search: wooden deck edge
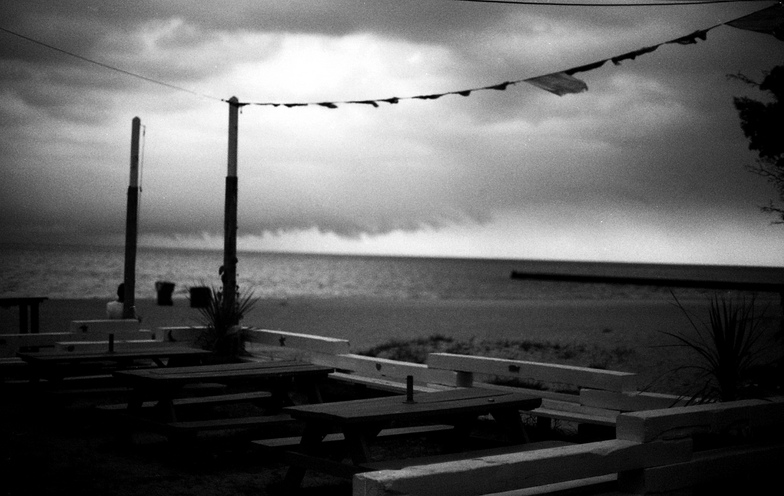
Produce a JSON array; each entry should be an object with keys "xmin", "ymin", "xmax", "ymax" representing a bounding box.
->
[
  {"xmin": 361, "ymin": 440, "xmax": 574, "ymax": 472},
  {"xmin": 352, "ymin": 439, "xmax": 691, "ymax": 496},
  {"xmin": 617, "ymin": 441, "xmax": 784, "ymax": 494}
]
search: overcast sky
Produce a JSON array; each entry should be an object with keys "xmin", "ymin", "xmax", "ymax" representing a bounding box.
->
[{"xmin": 1, "ymin": 0, "xmax": 783, "ymax": 265}]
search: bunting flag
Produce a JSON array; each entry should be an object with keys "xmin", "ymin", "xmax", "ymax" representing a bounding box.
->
[
  {"xmin": 524, "ymin": 73, "xmax": 588, "ymax": 96},
  {"xmin": 726, "ymin": 3, "xmax": 784, "ymax": 41},
  {"xmin": 244, "ymin": 4, "xmax": 784, "ymax": 107}
]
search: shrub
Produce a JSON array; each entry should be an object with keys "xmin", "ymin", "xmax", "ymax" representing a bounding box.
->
[
  {"xmin": 191, "ymin": 285, "xmax": 257, "ymax": 361},
  {"xmin": 661, "ymin": 293, "xmax": 771, "ymax": 402}
]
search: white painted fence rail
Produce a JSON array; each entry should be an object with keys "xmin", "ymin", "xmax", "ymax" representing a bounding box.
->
[{"xmin": 354, "ymin": 397, "xmax": 784, "ymax": 496}]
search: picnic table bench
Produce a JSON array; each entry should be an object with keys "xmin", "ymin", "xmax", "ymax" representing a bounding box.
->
[
  {"xmin": 0, "ymin": 296, "xmax": 47, "ymax": 333},
  {"xmin": 109, "ymin": 360, "xmax": 335, "ymax": 442},
  {"xmin": 275, "ymin": 387, "xmax": 543, "ymax": 489},
  {"xmin": 17, "ymin": 345, "xmax": 211, "ymax": 384},
  {"xmin": 426, "ymin": 352, "xmax": 688, "ymax": 439},
  {"xmin": 1, "ymin": 319, "xmax": 152, "ymax": 381}
]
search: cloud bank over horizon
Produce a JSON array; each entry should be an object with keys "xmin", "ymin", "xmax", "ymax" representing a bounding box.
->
[{"xmin": 2, "ymin": 1, "xmax": 783, "ymax": 265}]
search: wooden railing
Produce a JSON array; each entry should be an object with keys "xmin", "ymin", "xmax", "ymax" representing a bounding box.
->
[{"xmin": 354, "ymin": 397, "xmax": 784, "ymax": 495}]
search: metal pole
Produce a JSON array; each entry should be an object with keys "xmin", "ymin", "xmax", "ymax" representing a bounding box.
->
[
  {"xmin": 123, "ymin": 117, "xmax": 140, "ymax": 319},
  {"xmin": 223, "ymin": 97, "xmax": 239, "ymax": 322}
]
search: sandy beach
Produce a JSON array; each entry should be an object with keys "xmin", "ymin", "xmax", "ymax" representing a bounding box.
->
[{"xmin": 4, "ymin": 295, "xmax": 781, "ymax": 391}]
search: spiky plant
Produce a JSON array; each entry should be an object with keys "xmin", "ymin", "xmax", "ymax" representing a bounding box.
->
[
  {"xmin": 191, "ymin": 286, "xmax": 256, "ymax": 361},
  {"xmin": 661, "ymin": 293, "xmax": 769, "ymax": 403}
]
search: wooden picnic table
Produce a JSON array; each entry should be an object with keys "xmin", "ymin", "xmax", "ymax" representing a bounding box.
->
[
  {"xmin": 113, "ymin": 360, "xmax": 335, "ymax": 423},
  {"xmin": 280, "ymin": 387, "xmax": 543, "ymax": 487},
  {"xmin": 17, "ymin": 345, "xmax": 212, "ymax": 383},
  {"xmin": 0, "ymin": 296, "xmax": 47, "ymax": 333}
]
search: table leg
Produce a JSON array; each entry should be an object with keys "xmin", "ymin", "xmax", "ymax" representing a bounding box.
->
[
  {"xmin": 30, "ymin": 302, "xmax": 41, "ymax": 334},
  {"xmin": 127, "ymin": 388, "xmax": 145, "ymax": 413},
  {"xmin": 296, "ymin": 376, "xmax": 324, "ymax": 404},
  {"xmin": 157, "ymin": 396, "xmax": 177, "ymax": 422},
  {"xmin": 343, "ymin": 426, "xmax": 376, "ymax": 465},
  {"xmin": 282, "ymin": 422, "xmax": 329, "ymax": 489},
  {"xmin": 19, "ymin": 304, "xmax": 29, "ymax": 333},
  {"xmin": 491, "ymin": 408, "xmax": 530, "ymax": 443}
]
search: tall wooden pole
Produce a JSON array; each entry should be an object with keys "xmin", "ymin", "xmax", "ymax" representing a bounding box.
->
[
  {"xmin": 223, "ymin": 97, "xmax": 240, "ymax": 322},
  {"xmin": 123, "ymin": 117, "xmax": 140, "ymax": 318}
]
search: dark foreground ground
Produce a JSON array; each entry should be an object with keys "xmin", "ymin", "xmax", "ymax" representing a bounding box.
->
[{"xmin": 0, "ymin": 386, "xmax": 352, "ymax": 496}]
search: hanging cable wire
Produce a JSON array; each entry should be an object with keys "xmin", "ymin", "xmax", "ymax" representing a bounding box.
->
[
  {"xmin": 0, "ymin": 26, "xmax": 225, "ymax": 103},
  {"xmin": 240, "ymin": 2, "xmax": 782, "ymax": 107},
  {"xmin": 450, "ymin": 0, "xmax": 773, "ymax": 7},
  {"xmin": 1, "ymin": 2, "xmax": 780, "ymax": 109}
]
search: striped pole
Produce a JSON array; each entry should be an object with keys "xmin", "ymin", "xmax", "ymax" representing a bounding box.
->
[{"xmin": 223, "ymin": 98, "xmax": 240, "ymax": 322}]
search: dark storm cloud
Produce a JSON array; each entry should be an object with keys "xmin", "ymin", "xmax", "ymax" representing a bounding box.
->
[{"xmin": 1, "ymin": 0, "xmax": 782, "ymax": 262}]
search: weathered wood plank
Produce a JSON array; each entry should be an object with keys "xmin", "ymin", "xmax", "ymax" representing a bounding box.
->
[
  {"xmin": 328, "ymin": 371, "xmax": 452, "ymax": 394},
  {"xmin": 97, "ymin": 391, "xmax": 272, "ymax": 411},
  {"xmin": 54, "ymin": 339, "xmax": 177, "ymax": 354},
  {"xmin": 245, "ymin": 328, "xmax": 351, "ymax": 355},
  {"xmin": 539, "ymin": 398, "xmax": 619, "ymax": 420},
  {"xmin": 0, "ymin": 333, "xmax": 74, "ymax": 357},
  {"xmin": 618, "ymin": 442, "xmax": 784, "ymax": 494},
  {"xmin": 353, "ymin": 439, "xmax": 691, "ymax": 496},
  {"xmin": 580, "ymin": 388, "xmax": 690, "ymax": 412},
  {"xmin": 427, "ymin": 353, "xmax": 637, "ymax": 392},
  {"xmin": 69, "ymin": 319, "xmax": 140, "ymax": 334},
  {"xmin": 156, "ymin": 326, "xmax": 205, "ymax": 344},
  {"xmin": 616, "ymin": 397, "xmax": 784, "ymax": 443},
  {"xmin": 530, "ymin": 407, "xmax": 617, "ymax": 428},
  {"xmin": 167, "ymin": 413, "xmax": 294, "ymax": 432},
  {"xmin": 361, "ymin": 440, "xmax": 573, "ymax": 471},
  {"xmin": 313, "ymin": 353, "xmax": 457, "ymax": 386},
  {"xmin": 2, "ymin": 330, "xmax": 155, "ymax": 357},
  {"xmin": 254, "ymin": 425, "xmax": 455, "ymax": 450}
]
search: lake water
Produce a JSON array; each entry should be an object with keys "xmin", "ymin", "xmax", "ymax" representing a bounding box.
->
[{"xmin": 1, "ymin": 243, "xmax": 780, "ymax": 302}]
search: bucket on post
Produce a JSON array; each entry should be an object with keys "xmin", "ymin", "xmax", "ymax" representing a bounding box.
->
[
  {"xmin": 155, "ymin": 281, "xmax": 175, "ymax": 306},
  {"xmin": 189, "ymin": 287, "xmax": 211, "ymax": 308}
]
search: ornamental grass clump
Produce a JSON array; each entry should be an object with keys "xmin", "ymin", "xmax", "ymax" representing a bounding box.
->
[
  {"xmin": 662, "ymin": 293, "xmax": 771, "ymax": 403},
  {"xmin": 191, "ymin": 285, "xmax": 257, "ymax": 362}
]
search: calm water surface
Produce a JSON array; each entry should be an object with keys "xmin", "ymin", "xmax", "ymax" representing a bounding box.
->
[{"xmin": 0, "ymin": 243, "xmax": 780, "ymax": 302}]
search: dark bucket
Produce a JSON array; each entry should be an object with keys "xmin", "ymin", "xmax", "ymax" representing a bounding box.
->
[
  {"xmin": 155, "ymin": 281, "xmax": 175, "ymax": 306},
  {"xmin": 189, "ymin": 286, "xmax": 211, "ymax": 308}
]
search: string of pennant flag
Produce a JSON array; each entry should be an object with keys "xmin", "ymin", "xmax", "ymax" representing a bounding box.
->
[{"xmin": 241, "ymin": 3, "xmax": 783, "ymax": 108}]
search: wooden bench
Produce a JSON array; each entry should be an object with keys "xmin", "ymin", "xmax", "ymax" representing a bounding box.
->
[
  {"xmin": 155, "ymin": 326, "xmax": 206, "ymax": 345},
  {"xmin": 253, "ymin": 425, "xmax": 456, "ymax": 451},
  {"xmin": 354, "ymin": 397, "xmax": 784, "ymax": 496},
  {"xmin": 0, "ymin": 296, "xmax": 47, "ymax": 333},
  {"xmin": 245, "ymin": 328, "xmax": 456, "ymax": 395},
  {"xmin": 99, "ymin": 390, "xmax": 291, "ymax": 443},
  {"xmin": 166, "ymin": 413, "xmax": 294, "ymax": 435},
  {"xmin": 1, "ymin": 323, "xmax": 155, "ymax": 382},
  {"xmin": 69, "ymin": 319, "xmax": 141, "ymax": 334},
  {"xmin": 426, "ymin": 352, "xmax": 687, "ymax": 438},
  {"xmin": 615, "ymin": 397, "xmax": 784, "ymax": 494},
  {"xmin": 360, "ymin": 439, "xmax": 573, "ymax": 472},
  {"xmin": 96, "ymin": 390, "xmax": 273, "ymax": 412},
  {"xmin": 354, "ymin": 437, "xmax": 690, "ymax": 496}
]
